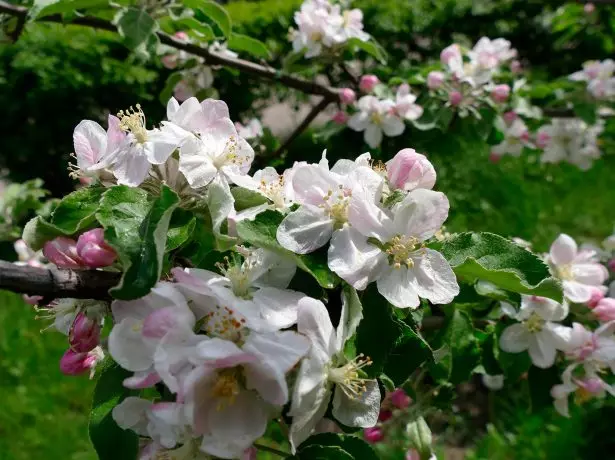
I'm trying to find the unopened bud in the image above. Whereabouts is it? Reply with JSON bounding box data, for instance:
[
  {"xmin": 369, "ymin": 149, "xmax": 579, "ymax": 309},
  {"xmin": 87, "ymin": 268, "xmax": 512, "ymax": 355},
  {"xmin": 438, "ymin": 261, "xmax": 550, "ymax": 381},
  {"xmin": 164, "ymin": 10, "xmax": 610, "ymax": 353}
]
[
  {"xmin": 390, "ymin": 388, "xmax": 412, "ymax": 409},
  {"xmin": 359, "ymin": 75, "xmax": 380, "ymax": 92},
  {"xmin": 332, "ymin": 111, "xmax": 349, "ymax": 125},
  {"xmin": 339, "ymin": 88, "xmax": 356, "ymax": 104},
  {"xmin": 587, "ymin": 287, "xmax": 606, "ymax": 308},
  {"xmin": 503, "ymin": 111, "xmax": 517, "ymax": 124},
  {"xmin": 70, "ymin": 312, "xmax": 100, "ymax": 353},
  {"xmin": 43, "ymin": 237, "xmax": 85, "ymax": 269},
  {"xmin": 440, "ymin": 44, "xmax": 461, "ymax": 65},
  {"xmin": 594, "ymin": 298, "xmax": 615, "ymax": 322},
  {"xmin": 449, "ymin": 90, "xmax": 463, "ymax": 106},
  {"xmin": 378, "ymin": 409, "xmax": 392, "ymax": 422},
  {"xmin": 427, "ymin": 71, "xmax": 445, "ymax": 90},
  {"xmin": 536, "ymin": 131, "xmax": 551, "ymax": 149},
  {"xmin": 386, "ymin": 148, "xmax": 436, "ymax": 192},
  {"xmin": 76, "ymin": 228, "xmax": 117, "ymax": 268},
  {"xmin": 60, "ymin": 348, "xmax": 99, "ymax": 376},
  {"xmin": 363, "ymin": 427, "xmax": 384, "ymax": 444},
  {"xmin": 491, "ymin": 84, "xmax": 510, "ymax": 103}
]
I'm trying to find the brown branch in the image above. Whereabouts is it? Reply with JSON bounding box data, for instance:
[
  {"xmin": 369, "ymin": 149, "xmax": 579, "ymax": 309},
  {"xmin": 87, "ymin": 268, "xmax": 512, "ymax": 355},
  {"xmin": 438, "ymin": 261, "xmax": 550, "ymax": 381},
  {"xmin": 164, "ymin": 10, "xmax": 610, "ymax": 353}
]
[
  {"xmin": 0, "ymin": 0, "xmax": 341, "ymax": 101},
  {"xmin": 0, "ymin": 261, "xmax": 119, "ymax": 300}
]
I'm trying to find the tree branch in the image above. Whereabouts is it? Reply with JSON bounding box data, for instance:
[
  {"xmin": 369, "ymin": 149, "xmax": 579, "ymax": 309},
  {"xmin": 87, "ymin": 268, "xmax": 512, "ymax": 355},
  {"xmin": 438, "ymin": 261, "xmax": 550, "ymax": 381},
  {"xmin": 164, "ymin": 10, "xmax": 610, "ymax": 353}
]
[
  {"xmin": 0, "ymin": 261, "xmax": 119, "ymax": 300},
  {"xmin": 0, "ymin": 0, "xmax": 341, "ymax": 101}
]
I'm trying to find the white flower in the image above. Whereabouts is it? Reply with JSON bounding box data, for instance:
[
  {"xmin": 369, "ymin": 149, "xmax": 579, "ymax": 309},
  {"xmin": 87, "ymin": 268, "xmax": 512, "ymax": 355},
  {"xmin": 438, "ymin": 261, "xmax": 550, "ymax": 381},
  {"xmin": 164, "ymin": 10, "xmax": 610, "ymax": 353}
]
[
  {"xmin": 547, "ymin": 234, "xmax": 609, "ymax": 303},
  {"xmin": 348, "ymin": 96, "xmax": 405, "ymax": 148},
  {"xmin": 499, "ymin": 295, "xmax": 570, "ymax": 368},
  {"xmin": 557, "ymin": 321, "xmax": 615, "ymax": 368},
  {"xmin": 235, "ymin": 118, "xmax": 263, "ymax": 140},
  {"xmin": 394, "ymin": 84, "xmax": 424, "ymax": 121},
  {"xmin": 468, "ymin": 37, "xmax": 516, "ymax": 70},
  {"xmin": 289, "ymin": 297, "xmax": 380, "ymax": 451},
  {"xmin": 331, "ymin": 7, "xmax": 369, "ymax": 43},
  {"xmin": 569, "ymin": 59, "xmax": 615, "ymax": 100},
  {"xmin": 329, "ymin": 188, "xmax": 459, "ymax": 308},
  {"xmin": 491, "ymin": 117, "xmax": 531, "ymax": 158},
  {"xmin": 276, "ymin": 159, "xmax": 383, "ymax": 254},
  {"xmin": 538, "ymin": 118, "xmax": 605, "ymax": 170},
  {"xmin": 209, "ymin": 41, "xmax": 239, "ymax": 59}
]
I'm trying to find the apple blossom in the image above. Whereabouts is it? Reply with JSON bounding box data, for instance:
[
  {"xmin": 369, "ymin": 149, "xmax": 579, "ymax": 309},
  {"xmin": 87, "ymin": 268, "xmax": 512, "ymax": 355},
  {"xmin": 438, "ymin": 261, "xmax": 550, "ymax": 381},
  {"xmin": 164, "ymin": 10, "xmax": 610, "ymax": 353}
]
[
  {"xmin": 427, "ymin": 71, "xmax": 445, "ymax": 90},
  {"xmin": 332, "ymin": 110, "xmax": 349, "ymax": 124},
  {"xmin": 363, "ymin": 427, "xmax": 384, "ymax": 444},
  {"xmin": 491, "ymin": 84, "xmax": 510, "ymax": 103},
  {"xmin": 72, "ymin": 114, "xmax": 124, "ymax": 181},
  {"xmin": 394, "ymin": 84, "xmax": 424, "ymax": 121},
  {"xmin": 468, "ymin": 37, "xmax": 516, "ymax": 70},
  {"xmin": 448, "ymin": 90, "xmax": 463, "ymax": 106},
  {"xmin": 235, "ymin": 118, "xmax": 263, "ymax": 141},
  {"xmin": 538, "ymin": 118, "xmax": 605, "ymax": 170},
  {"xmin": 587, "ymin": 287, "xmax": 606, "ymax": 308},
  {"xmin": 386, "ymin": 148, "xmax": 436, "ymax": 192},
  {"xmin": 43, "ymin": 236, "xmax": 85, "ymax": 269},
  {"xmin": 60, "ymin": 346, "xmax": 104, "ymax": 376},
  {"xmin": 440, "ymin": 43, "xmax": 461, "ymax": 66},
  {"xmin": 569, "ymin": 59, "xmax": 615, "ymax": 100},
  {"xmin": 359, "ymin": 74, "xmax": 380, "ymax": 92},
  {"xmin": 348, "ymin": 95, "xmax": 405, "ymax": 148},
  {"xmin": 490, "ymin": 117, "xmax": 532, "ymax": 158},
  {"xmin": 340, "ymin": 88, "xmax": 357, "ymax": 104},
  {"xmin": 547, "ymin": 234, "xmax": 609, "ymax": 303},
  {"xmin": 69, "ymin": 311, "xmax": 100, "ymax": 353},
  {"xmin": 76, "ymin": 228, "xmax": 116, "ymax": 268},
  {"xmin": 593, "ymin": 298, "xmax": 615, "ymax": 322},
  {"xmin": 389, "ymin": 388, "xmax": 411, "ymax": 409}
]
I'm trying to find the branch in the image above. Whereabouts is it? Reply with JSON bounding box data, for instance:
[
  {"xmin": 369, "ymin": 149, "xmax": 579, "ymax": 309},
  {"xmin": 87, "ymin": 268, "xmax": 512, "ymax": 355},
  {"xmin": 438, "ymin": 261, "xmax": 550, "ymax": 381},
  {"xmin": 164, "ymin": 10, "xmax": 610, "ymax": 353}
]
[
  {"xmin": 0, "ymin": 261, "xmax": 119, "ymax": 300},
  {"xmin": 0, "ymin": 0, "xmax": 341, "ymax": 101}
]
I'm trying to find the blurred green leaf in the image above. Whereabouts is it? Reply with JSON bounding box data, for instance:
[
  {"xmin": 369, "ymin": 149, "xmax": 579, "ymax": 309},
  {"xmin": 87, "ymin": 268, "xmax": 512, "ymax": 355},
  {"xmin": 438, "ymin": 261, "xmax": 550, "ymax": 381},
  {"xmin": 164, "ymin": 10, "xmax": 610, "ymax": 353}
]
[{"xmin": 228, "ymin": 33, "xmax": 271, "ymax": 59}]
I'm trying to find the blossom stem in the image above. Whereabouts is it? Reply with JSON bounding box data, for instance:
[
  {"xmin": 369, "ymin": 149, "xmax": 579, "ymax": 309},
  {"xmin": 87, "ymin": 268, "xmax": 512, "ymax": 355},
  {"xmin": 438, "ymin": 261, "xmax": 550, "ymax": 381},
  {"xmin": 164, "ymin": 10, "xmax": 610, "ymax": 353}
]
[{"xmin": 253, "ymin": 443, "xmax": 290, "ymax": 457}]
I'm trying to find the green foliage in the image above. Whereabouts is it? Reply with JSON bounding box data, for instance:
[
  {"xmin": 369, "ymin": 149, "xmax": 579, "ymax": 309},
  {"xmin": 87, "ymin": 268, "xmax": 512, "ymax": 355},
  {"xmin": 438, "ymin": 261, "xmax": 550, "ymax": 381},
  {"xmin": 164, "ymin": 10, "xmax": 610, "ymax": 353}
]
[
  {"xmin": 114, "ymin": 8, "xmax": 159, "ymax": 57},
  {"xmin": 187, "ymin": 0, "xmax": 232, "ymax": 38},
  {"xmin": 228, "ymin": 33, "xmax": 271, "ymax": 59},
  {"xmin": 97, "ymin": 185, "xmax": 179, "ymax": 300},
  {"xmin": 0, "ymin": 178, "xmax": 49, "ymax": 242},
  {"xmin": 293, "ymin": 433, "xmax": 378, "ymax": 459},
  {"xmin": 88, "ymin": 359, "xmax": 139, "ymax": 460}
]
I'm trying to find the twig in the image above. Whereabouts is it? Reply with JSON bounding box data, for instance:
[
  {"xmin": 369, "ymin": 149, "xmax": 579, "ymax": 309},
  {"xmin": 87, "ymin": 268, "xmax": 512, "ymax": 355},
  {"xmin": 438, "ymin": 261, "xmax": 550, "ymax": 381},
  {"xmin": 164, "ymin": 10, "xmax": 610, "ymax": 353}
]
[
  {"xmin": 0, "ymin": 0, "xmax": 341, "ymax": 101},
  {"xmin": 253, "ymin": 443, "xmax": 289, "ymax": 457},
  {"xmin": 0, "ymin": 260, "xmax": 119, "ymax": 300}
]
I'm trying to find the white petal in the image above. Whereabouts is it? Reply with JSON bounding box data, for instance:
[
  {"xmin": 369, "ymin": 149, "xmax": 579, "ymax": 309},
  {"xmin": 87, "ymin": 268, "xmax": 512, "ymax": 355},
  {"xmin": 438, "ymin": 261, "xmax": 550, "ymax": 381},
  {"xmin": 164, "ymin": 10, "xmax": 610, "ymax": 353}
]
[
  {"xmin": 347, "ymin": 196, "xmax": 393, "ymax": 241},
  {"xmin": 364, "ymin": 124, "xmax": 383, "ymax": 148},
  {"xmin": 413, "ymin": 249, "xmax": 460, "ymax": 304},
  {"xmin": 528, "ymin": 332, "xmax": 557, "ymax": 368},
  {"xmin": 381, "ymin": 116, "xmax": 405, "ymax": 137},
  {"xmin": 297, "ymin": 297, "xmax": 337, "ymax": 359},
  {"xmin": 144, "ymin": 129, "xmax": 181, "ymax": 164},
  {"xmin": 112, "ymin": 397, "xmax": 152, "ymax": 436},
  {"xmin": 347, "ymin": 112, "xmax": 369, "ymax": 131},
  {"xmin": 328, "ymin": 226, "xmax": 387, "ymax": 290},
  {"xmin": 108, "ymin": 318, "xmax": 154, "ymax": 372},
  {"xmin": 331, "ymin": 379, "xmax": 380, "ymax": 427},
  {"xmin": 563, "ymin": 280, "xmax": 594, "ymax": 303},
  {"xmin": 73, "ymin": 120, "xmax": 107, "ymax": 170},
  {"xmin": 572, "ymin": 263, "xmax": 609, "ymax": 286},
  {"xmin": 499, "ymin": 323, "xmax": 530, "ymax": 353},
  {"xmin": 291, "ymin": 164, "xmax": 339, "ymax": 206},
  {"xmin": 277, "ymin": 205, "xmax": 334, "ymax": 254},
  {"xmin": 251, "ymin": 287, "xmax": 304, "ymax": 330},
  {"xmin": 550, "ymin": 234, "xmax": 577, "ymax": 266},
  {"xmin": 392, "ymin": 189, "xmax": 449, "ymax": 240},
  {"xmin": 376, "ymin": 266, "xmax": 420, "ymax": 309},
  {"xmin": 178, "ymin": 137, "xmax": 218, "ymax": 188},
  {"xmin": 113, "ymin": 149, "xmax": 151, "ymax": 186},
  {"xmin": 289, "ymin": 384, "xmax": 332, "ymax": 452}
]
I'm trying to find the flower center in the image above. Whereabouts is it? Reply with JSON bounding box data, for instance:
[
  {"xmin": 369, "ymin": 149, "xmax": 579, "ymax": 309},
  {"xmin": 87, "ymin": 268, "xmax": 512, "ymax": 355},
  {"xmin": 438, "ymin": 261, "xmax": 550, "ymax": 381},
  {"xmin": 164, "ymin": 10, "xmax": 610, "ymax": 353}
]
[
  {"xmin": 385, "ymin": 235, "xmax": 422, "ymax": 269},
  {"xmin": 211, "ymin": 369, "xmax": 241, "ymax": 411},
  {"xmin": 328, "ymin": 354, "xmax": 373, "ymax": 399},
  {"xmin": 524, "ymin": 312, "xmax": 545, "ymax": 333},
  {"xmin": 201, "ymin": 305, "xmax": 246, "ymax": 342},
  {"xmin": 556, "ymin": 263, "xmax": 574, "ymax": 281},
  {"xmin": 214, "ymin": 136, "xmax": 246, "ymax": 170},
  {"xmin": 370, "ymin": 111, "xmax": 383, "ymax": 126},
  {"xmin": 310, "ymin": 31, "xmax": 323, "ymax": 42},
  {"xmin": 118, "ymin": 104, "xmax": 148, "ymax": 144},
  {"xmin": 216, "ymin": 255, "xmax": 256, "ymax": 299},
  {"xmin": 259, "ymin": 176, "xmax": 286, "ymax": 209},
  {"xmin": 320, "ymin": 186, "xmax": 351, "ymax": 227}
]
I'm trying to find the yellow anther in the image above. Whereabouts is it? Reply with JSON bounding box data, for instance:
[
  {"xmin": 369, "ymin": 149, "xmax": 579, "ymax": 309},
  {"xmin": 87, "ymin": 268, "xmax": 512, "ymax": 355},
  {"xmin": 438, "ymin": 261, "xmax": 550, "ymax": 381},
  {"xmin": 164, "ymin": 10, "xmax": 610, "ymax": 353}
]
[{"xmin": 117, "ymin": 104, "xmax": 148, "ymax": 144}]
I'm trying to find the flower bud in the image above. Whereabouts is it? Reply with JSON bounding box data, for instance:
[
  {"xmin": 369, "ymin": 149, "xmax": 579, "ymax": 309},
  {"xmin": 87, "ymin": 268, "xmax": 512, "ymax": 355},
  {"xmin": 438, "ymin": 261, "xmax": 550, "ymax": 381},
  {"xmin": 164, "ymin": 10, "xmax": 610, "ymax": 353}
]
[
  {"xmin": 359, "ymin": 74, "xmax": 380, "ymax": 93},
  {"xmin": 76, "ymin": 228, "xmax": 117, "ymax": 268},
  {"xmin": 491, "ymin": 84, "xmax": 510, "ymax": 103},
  {"xmin": 448, "ymin": 90, "xmax": 463, "ymax": 106},
  {"xmin": 608, "ymin": 258, "xmax": 615, "ymax": 271},
  {"xmin": 70, "ymin": 312, "xmax": 100, "ymax": 353},
  {"xmin": 594, "ymin": 298, "xmax": 615, "ymax": 322},
  {"xmin": 440, "ymin": 44, "xmax": 460, "ymax": 65},
  {"xmin": 339, "ymin": 88, "xmax": 356, "ymax": 104},
  {"xmin": 386, "ymin": 148, "xmax": 436, "ymax": 192},
  {"xmin": 503, "ymin": 111, "xmax": 517, "ymax": 125},
  {"xmin": 390, "ymin": 388, "xmax": 412, "ymax": 409},
  {"xmin": 174, "ymin": 31, "xmax": 189, "ymax": 41},
  {"xmin": 427, "ymin": 71, "xmax": 445, "ymax": 90},
  {"xmin": 332, "ymin": 110, "xmax": 349, "ymax": 125},
  {"xmin": 161, "ymin": 54, "xmax": 178, "ymax": 70},
  {"xmin": 510, "ymin": 60, "xmax": 522, "ymax": 74},
  {"xmin": 587, "ymin": 287, "xmax": 606, "ymax": 308},
  {"xmin": 536, "ymin": 131, "xmax": 551, "ymax": 149},
  {"xmin": 363, "ymin": 427, "xmax": 384, "ymax": 444},
  {"xmin": 378, "ymin": 409, "xmax": 392, "ymax": 422},
  {"xmin": 60, "ymin": 348, "xmax": 99, "ymax": 375},
  {"xmin": 489, "ymin": 152, "xmax": 502, "ymax": 164},
  {"xmin": 584, "ymin": 3, "xmax": 595, "ymax": 13},
  {"xmin": 43, "ymin": 237, "xmax": 85, "ymax": 269},
  {"xmin": 23, "ymin": 294, "xmax": 43, "ymax": 305},
  {"xmin": 580, "ymin": 377, "xmax": 603, "ymax": 394}
]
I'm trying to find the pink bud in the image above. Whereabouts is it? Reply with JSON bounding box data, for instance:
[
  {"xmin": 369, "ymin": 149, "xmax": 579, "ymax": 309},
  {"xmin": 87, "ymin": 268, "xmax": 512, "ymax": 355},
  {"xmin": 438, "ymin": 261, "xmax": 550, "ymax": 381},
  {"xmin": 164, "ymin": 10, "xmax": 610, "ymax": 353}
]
[
  {"xmin": 339, "ymin": 88, "xmax": 356, "ymax": 104},
  {"xmin": 520, "ymin": 130, "xmax": 530, "ymax": 143},
  {"xmin": 587, "ymin": 287, "xmax": 606, "ymax": 308},
  {"xmin": 174, "ymin": 31, "xmax": 189, "ymax": 41},
  {"xmin": 449, "ymin": 90, "xmax": 463, "ymax": 106},
  {"xmin": 76, "ymin": 229, "xmax": 117, "ymax": 268},
  {"xmin": 584, "ymin": 3, "xmax": 595, "ymax": 13},
  {"xmin": 359, "ymin": 75, "xmax": 380, "ymax": 92},
  {"xmin": 378, "ymin": 409, "xmax": 392, "ymax": 422},
  {"xmin": 386, "ymin": 148, "xmax": 436, "ymax": 192},
  {"xmin": 70, "ymin": 312, "xmax": 100, "ymax": 353},
  {"xmin": 510, "ymin": 60, "xmax": 522, "ymax": 74},
  {"xmin": 489, "ymin": 152, "xmax": 502, "ymax": 164},
  {"xmin": 363, "ymin": 427, "xmax": 384, "ymax": 444},
  {"xmin": 427, "ymin": 71, "xmax": 445, "ymax": 90},
  {"xmin": 390, "ymin": 388, "xmax": 412, "ymax": 409},
  {"xmin": 608, "ymin": 259, "xmax": 615, "ymax": 271},
  {"xmin": 491, "ymin": 84, "xmax": 510, "ymax": 103},
  {"xmin": 536, "ymin": 131, "xmax": 551, "ymax": 149},
  {"xmin": 241, "ymin": 447, "xmax": 257, "ymax": 460},
  {"xmin": 161, "ymin": 54, "xmax": 178, "ymax": 70},
  {"xmin": 594, "ymin": 298, "xmax": 615, "ymax": 322},
  {"xmin": 406, "ymin": 449, "xmax": 421, "ymax": 460},
  {"xmin": 440, "ymin": 44, "xmax": 460, "ymax": 65},
  {"xmin": 503, "ymin": 111, "xmax": 517, "ymax": 125},
  {"xmin": 332, "ymin": 110, "xmax": 349, "ymax": 125},
  {"xmin": 43, "ymin": 237, "xmax": 85, "ymax": 269},
  {"xmin": 23, "ymin": 294, "xmax": 43, "ymax": 305},
  {"xmin": 60, "ymin": 348, "xmax": 98, "ymax": 375}
]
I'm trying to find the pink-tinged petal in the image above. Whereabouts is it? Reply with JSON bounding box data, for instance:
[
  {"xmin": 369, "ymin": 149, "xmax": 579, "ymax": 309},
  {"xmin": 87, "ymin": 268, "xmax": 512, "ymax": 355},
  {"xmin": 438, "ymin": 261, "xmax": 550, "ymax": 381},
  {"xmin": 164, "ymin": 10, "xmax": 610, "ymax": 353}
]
[
  {"xmin": 277, "ymin": 205, "xmax": 334, "ymax": 254},
  {"xmin": 69, "ymin": 312, "xmax": 100, "ymax": 353},
  {"xmin": 124, "ymin": 370, "xmax": 161, "ymax": 389},
  {"xmin": 106, "ymin": 115, "xmax": 126, "ymax": 154},
  {"xmin": 412, "ymin": 249, "xmax": 460, "ymax": 304},
  {"xmin": 291, "ymin": 164, "xmax": 340, "ymax": 206},
  {"xmin": 200, "ymin": 99, "xmax": 230, "ymax": 127},
  {"xmin": 113, "ymin": 150, "xmax": 151, "ymax": 187},
  {"xmin": 347, "ymin": 195, "xmax": 393, "ymax": 241},
  {"xmin": 386, "ymin": 149, "xmax": 436, "ymax": 192},
  {"xmin": 43, "ymin": 237, "xmax": 85, "ymax": 269},
  {"xmin": 499, "ymin": 323, "xmax": 530, "ymax": 353},
  {"xmin": 376, "ymin": 266, "xmax": 420, "ymax": 309},
  {"xmin": 550, "ymin": 234, "xmax": 577, "ymax": 266},
  {"xmin": 572, "ymin": 263, "xmax": 609, "ymax": 286},
  {"xmin": 73, "ymin": 120, "xmax": 107, "ymax": 170},
  {"xmin": 60, "ymin": 349, "xmax": 92, "ymax": 375},
  {"xmin": 392, "ymin": 189, "xmax": 449, "ymax": 241},
  {"xmin": 563, "ymin": 280, "xmax": 594, "ymax": 303},
  {"xmin": 141, "ymin": 306, "xmax": 195, "ymax": 339},
  {"xmin": 328, "ymin": 226, "xmax": 387, "ymax": 290}
]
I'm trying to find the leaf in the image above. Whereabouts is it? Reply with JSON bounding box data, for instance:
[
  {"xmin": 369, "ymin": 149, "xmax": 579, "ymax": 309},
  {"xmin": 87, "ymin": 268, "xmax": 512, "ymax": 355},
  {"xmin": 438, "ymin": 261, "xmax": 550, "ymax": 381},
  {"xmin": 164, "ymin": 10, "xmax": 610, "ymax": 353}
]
[
  {"xmin": 166, "ymin": 208, "xmax": 196, "ymax": 252},
  {"xmin": 175, "ymin": 17, "xmax": 215, "ymax": 41},
  {"xmin": 346, "ymin": 37, "xmax": 387, "ymax": 64},
  {"xmin": 29, "ymin": 0, "xmax": 108, "ymax": 20},
  {"xmin": 185, "ymin": 0, "xmax": 232, "ymax": 38},
  {"xmin": 177, "ymin": 215, "xmax": 216, "ymax": 267},
  {"xmin": 228, "ymin": 33, "xmax": 271, "ymax": 59},
  {"xmin": 88, "ymin": 358, "xmax": 139, "ymax": 460},
  {"xmin": 96, "ymin": 185, "xmax": 179, "ymax": 300},
  {"xmin": 384, "ymin": 323, "xmax": 432, "ymax": 386},
  {"xmin": 114, "ymin": 8, "xmax": 159, "ymax": 51},
  {"xmin": 235, "ymin": 210, "xmax": 340, "ymax": 289},
  {"xmin": 288, "ymin": 445, "xmax": 353, "ymax": 460},
  {"xmin": 51, "ymin": 186, "xmax": 104, "ymax": 233},
  {"xmin": 299, "ymin": 433, "xmax": 378, "ymax": 460},
  {"xmin": 22, "ymin": 216, "xmax": 65, "ymax": 251},
  {"xmin": 406, "ymin": 417, "xmax": 433, "ymax": 460},
  {"xmin": 438, "ymin": 232, "xmax": 563, "ymax": 302},
  {"xmin": 528, "ymin": 366, "xmax": 560, "ymax": 413},
  {"xmin": 573, "ymin": 100, "xmax": 598, "ymax": 125},
  {"xmin": 231, "ymin": 187, "xmax": 269, "ymax": 211}
]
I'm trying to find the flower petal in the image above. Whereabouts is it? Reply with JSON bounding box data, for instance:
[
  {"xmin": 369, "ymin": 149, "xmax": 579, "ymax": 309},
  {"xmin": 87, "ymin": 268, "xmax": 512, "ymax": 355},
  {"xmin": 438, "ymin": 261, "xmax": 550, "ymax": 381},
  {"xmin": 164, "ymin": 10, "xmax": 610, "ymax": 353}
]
[
  {"xmin": 392, "ymin": 189, "xmax": 449, "ymax": 240},
  {"xmin": 499, "ymin": 323, "xmax": 530, "ymax": 353},
  {"xmin": 413, "ymin": 249, "xmax": 460, "ymax": 304},
  {"xmin": 331, "ymin": 379, "xmax": 380, "ymax": 427},
  {"xmin": 550, "ymin": 234, "xmax": 577, "ymax": 266},
  {"xmin": 277, "ymin": 205, "xmax": 334, "ymax": 254},
  {"xmin": 376, "ymin": 266, "xmax": 420, "ymax": 309}
]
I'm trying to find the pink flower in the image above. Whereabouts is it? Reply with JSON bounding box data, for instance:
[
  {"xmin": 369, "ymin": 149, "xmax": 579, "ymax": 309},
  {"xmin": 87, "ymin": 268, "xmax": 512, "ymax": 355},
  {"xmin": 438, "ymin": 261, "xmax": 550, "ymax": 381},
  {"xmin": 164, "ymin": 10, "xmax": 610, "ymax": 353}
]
[
  {"xmin": 332, "ymin": 110, "xmax": 349, "ymax": 125},
  {"xmin": 594, "ymin": 298, "xmax": 615, "ymax": 322},
  {"xmin": 587, "ymin": 287, "xmax": 606, "ymax": 308},
  {"xmin": 43, "ymin": 237, "xmax": 85, "ymax": 269},
  {"xmin": 608, "ymin": 259, "xmax": 615, "ymax": 271},
  {"xmin": 389, "ymin": 388, "xmax": 411, "ymax": 409},
  {"xmin": 161, "ymin": 55, "xmax": 178, "ymax": 70},
  {"xmin": 584, "ymin": 3, "xmax": 595, "ymax": 13},
  {"xmin": 386, "ymin": 148, "xmax": 436, "ymax": 192},
  {"xmin": 359, "ymin": 75, "xmax": 379, "ymax": 92},
  {"xmin": 60, "ymin": 348, "xmax": 102, "ymax": 376},
  {"xmin": 440, "ymin": 43, "xmax": 461, "ymax": 65},
  {"xmin": 489, "ymin": 152, "xmax": 502, "ymax": 164},
  {"xmin": 174, "ymin": 31, "xmax": 189, "ymax": 41},
  {"xmin": 536, "ymin": 131, "xmax": 551, "ymax": 149},
  {"xmin": 449, "ymin": 90, "xmax": 463, "ymax": 106},
  {"xmin": 363, "ymin": 427, "xmax": 384, "ymax": 444},
  {"xmin": 491, "ymin": 84, "xmax": 510, "ymax": 103},
  {"xmin": 427, "ymin": 71, "xmax": 445, "ymax": 90},
  {"xmin": 70, "ymin": 312, "xmax": 100, "ymax": 353},
  {"xmin": 340, "ymin": 88, "xmax": 356, "ymax": 104},
  {"xmin": 76, "ymin": 228, "xmax": 117, "ymax": 268}
]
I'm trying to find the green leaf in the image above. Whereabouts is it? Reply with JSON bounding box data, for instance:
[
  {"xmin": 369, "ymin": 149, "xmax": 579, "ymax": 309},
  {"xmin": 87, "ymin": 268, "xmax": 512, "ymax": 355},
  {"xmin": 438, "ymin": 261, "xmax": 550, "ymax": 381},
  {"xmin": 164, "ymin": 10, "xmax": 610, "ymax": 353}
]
[
  {"xmin": 166, "ymin": 209, "xmax": 196, "ymax": 252},
  {"xmin": 51, "ymin": 186, "xmax": 104, "ymax": 233},
  {"xmin": 235, "ymin": 210, "xmax": 340, "ymax": 289},
  {"xmin": 299, "ymin": 433, "xmax": 378, "ymax": 460},
  {"xmin": 573, "ymin": 100, "xmax": 598, "ymax": 125},
  {"xmin": 186, "ymin": 0, "xmax": 232, "ymax": 37},
  {"xmin": 29, "ymin": 0, "xmax": 108, "ymax": 20},
  {"xmin": 438, "ymin": 232, "xmax": 563, "ymax": 302},
  {"xmin": 406, "ymin": 417, "xmax": 433, "ymax": 460},
  {"xmin": 88, "ymin": 358, "xmax": 139, "ymax": 460},
  {"xmin": 228, "ymin": 33, "xmax": 271, "ymax": 59},
  {"xmin": 288, "ymin": 445, "xmax": 353, "ymax": 460},
  {"xmin": 177, "ymin": 215, "xmax": 216, "ymax": 267},
  {"xmin": 97, "ymin": 185, "xmax": 179, "ymax": 300},
  {"xmin": 346, "ymin": 37, "xmax": 387, "ymax": 64},
  {"xmin": 231, "ymin": 187, "xmax": 269, "ymax": 211},
  {"xmin": 528, "ymin": 366, "xmax": 560, "ymax": 413},
  {"xmin": 175, "ymin": 17, "xmax": 215, "ymax": 41},
  {"xmin": 22, "ymin": 216, "xmax": 64, "ymax": 251},
  {"xmin": 114, "ymin": 8, "xmax": 159, "ymax": 51}
]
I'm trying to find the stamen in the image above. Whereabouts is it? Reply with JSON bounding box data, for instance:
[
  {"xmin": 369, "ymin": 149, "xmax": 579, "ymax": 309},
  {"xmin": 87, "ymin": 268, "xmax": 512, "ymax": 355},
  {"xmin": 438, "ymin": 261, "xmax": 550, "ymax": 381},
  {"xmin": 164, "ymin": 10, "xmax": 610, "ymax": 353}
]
[
  {"xmin": 385, "ymin": 235, "xmax": 423, "ymax": 269},
  {"xmin": 201, "ymin": 305, "xmax": 246, "ymax": 342},
  {"xmin": 328, "ymin": 354, "xmax": 373, "ymax": 399},
  {"xmin": 117, "ymin": 104, "xmax": 148, "ymax": 144},
  {"xmin": 318, "ymin": 185, "xmax": 351, "ymax": 226},
  {"xmin": 524, "ymin": 312, "xmax": 545, "ymax": 333},
  {"xmin": 211, "ymin": 369, "xmax": 241, "ymax": 411}
]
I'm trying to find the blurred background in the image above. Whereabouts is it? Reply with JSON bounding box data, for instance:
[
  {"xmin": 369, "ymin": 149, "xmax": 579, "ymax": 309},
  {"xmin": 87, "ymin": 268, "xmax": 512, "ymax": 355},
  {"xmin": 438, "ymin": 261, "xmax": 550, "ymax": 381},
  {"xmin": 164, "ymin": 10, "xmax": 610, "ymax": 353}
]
[{"xmin": 0, "ymin": 0, "xmax": 614, "ymax": 459}]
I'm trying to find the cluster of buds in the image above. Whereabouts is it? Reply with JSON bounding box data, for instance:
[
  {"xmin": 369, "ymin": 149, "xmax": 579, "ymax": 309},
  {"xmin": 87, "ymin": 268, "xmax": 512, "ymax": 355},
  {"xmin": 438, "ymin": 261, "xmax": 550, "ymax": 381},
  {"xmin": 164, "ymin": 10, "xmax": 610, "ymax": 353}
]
[{"xmin": 43, "ymin": 228, "xmax": 117, "ymax": 269}]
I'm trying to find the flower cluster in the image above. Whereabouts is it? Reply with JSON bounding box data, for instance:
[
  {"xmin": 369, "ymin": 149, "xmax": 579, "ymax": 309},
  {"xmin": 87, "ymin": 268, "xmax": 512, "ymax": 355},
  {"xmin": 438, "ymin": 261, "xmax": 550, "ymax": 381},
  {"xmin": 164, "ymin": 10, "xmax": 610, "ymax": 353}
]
[
  {"xmin": 290, "ymin": 0, "xmax": 369, "ymax": 58},
  {"xmin": 489, "ymin": 111, "xmax": 533, "ymax": 161},
  {"xmin": 569, "ymin": 59, "xmax": 615, "ymax": 101}
]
